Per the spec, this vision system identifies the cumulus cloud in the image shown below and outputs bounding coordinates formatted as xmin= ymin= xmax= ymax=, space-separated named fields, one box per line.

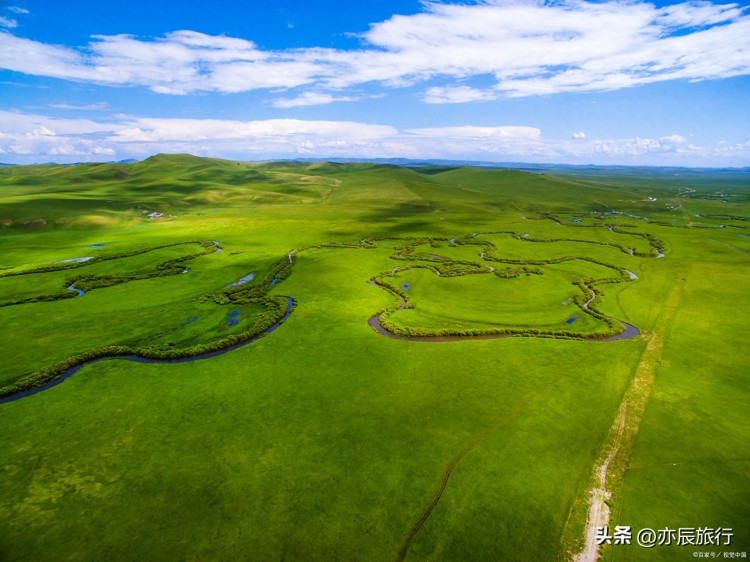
xmin=423 ymin=86 xmax=498 ymax=104
xmin=6 ymin=7 xmax=29 ymax=15
xmin=332 ymin=0 xmax=750 ymax=95
xmin=109 ymin=117 xmax=398 ymax=144
xmin=0 ymin=29 xmax=332 ymax=94
xmin=406 ymin=125 xmax=541 ymax=139
xmin=271 ymin=91 xmax=360 ymax=108
xmin=1 ymin=110 xmax=748 ymax=166
xmin=0 ymin=0 xmax=748 ymax=99
xmin=0 ymin=111 xmax=122 ymax=159
xmin=0 ymin=110 xmax=116 ymax=135
xmin=659 ymin=133 xmax=686 ymax=144
xmin=0 ymin=16 xmax=17 ymax=28
xmin=573 ymin=132 xmax=586 ymax=139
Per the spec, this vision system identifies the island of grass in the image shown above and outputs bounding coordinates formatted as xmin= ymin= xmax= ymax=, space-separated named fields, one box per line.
xmin=0 ymin=154 xmax=747 ymax=562
xmin=0 ymin=227 xmax=653 ymax=401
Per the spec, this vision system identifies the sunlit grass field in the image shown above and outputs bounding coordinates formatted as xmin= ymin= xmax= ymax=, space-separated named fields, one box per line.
xmin=0 ymin=155 xmax=747 ymax=561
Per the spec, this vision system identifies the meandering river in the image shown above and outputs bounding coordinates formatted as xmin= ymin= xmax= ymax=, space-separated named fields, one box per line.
xmin=367 ymin=280 xmax=639 ymax=343
xmin=0 ymin=296 xmax=294 ymax=404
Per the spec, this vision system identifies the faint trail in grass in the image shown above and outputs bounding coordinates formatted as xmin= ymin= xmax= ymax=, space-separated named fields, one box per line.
xmin=567 ymin=270 xmax=687 ymax=562
xmin=394 ymin=351 xmax=598 ymax=562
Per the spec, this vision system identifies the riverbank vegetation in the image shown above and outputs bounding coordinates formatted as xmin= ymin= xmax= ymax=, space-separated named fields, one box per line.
xmin=0 ymin=155 xmax=747 ymax=561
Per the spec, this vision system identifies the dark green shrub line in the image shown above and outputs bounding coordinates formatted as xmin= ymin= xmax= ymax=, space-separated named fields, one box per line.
xmin=360 ymin=231 xmax=636 ymax=341
xmin=370 ymin=272 xmax=414 ymax=311
xmin=391 ymin=231 xmax=635 ymax=283
xmin=1 ymin=230 xmax=640 ymax=398
xmin=0 ymin=240 xmax=210 ymax=279
xmin=571 ymin=279 xmax=623 ymax=332
xmin=217 ymin=254 xmax=293 ymax=304
xmin=1 ymin=345 xmax=136 ymax=399
xmin=0 ymin=240 xmax=219 ymax=308
xmin=535 ymin=212 xmax=634 ymax=230
xmin=378 ymin=313 xmax=621 ymax=340
xmin=0 ymin=290 xmax=79 ymax=308
xmin=437 ymin=263 xmax=491 ymax=277
xmin=530 ymin=213 xmax=668 ymax=254
xmin=494 ymin=266 xmax=543 ymax=278
xmin=216 ymin=247 xmax=290 ymax=304
xmin=0 ymin=295 xmax=292 ymax=399
xmin=517 ymin=234 xmax=632 ymax=254
xmin=389 ymin=239 xmax=430 ymax=261
xmin=297 ymin=241 xmax=371 ymax=252
xmin=457 ymin=227 xmax=666 ymax=260
xmin=475 ymin=230 xmax=519 ymax=236
xmin=541 ymin=209 xmax=736 ymax=235
xmin=515 ymin=232 xmax=660 ymax=257
xmin=368 ymin=257 xmax=630 ymax=342
xmin=377 ymin=292 xmax=623 ymax=340
xmin=482 ymin=250 xmax=630 ymax=276
xmin=218 ymin=239 xmax=379 ymax=305
xmin=609 ymin=227 xmax=666 ymax=254
xmin=135 ymin=296 xmax=288 ymax=359
xmin=702 ymin=214 xmax=749 ymax=222
xmin=649 ymin=220 xmax=716 ymax=229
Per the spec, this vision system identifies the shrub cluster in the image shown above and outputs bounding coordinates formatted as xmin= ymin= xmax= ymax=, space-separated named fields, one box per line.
xmin=367 ymin=252 xmax=626 ymax=342
xmin=493 ymin=266 xmax=543 ymax=278
xmin=530 ymin=212 xmax=668 ymax=256
xmin=0 ymin=345 xmax=134 ymax=398
xmin=0 ymin=240 xmax=218 ymax=307
xmin=0 ymin=296 xmax=293 ymax=399
xmin=3 ymin=229 xmax=641 ymax=399
xmin=0 ymin=291 xmax=78 ymax=308
xmin=0 ymin=240 xmax=208 ymax=280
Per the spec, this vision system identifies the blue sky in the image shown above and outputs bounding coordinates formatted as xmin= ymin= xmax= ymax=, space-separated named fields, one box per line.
xmin=1 ymin=0 xmax=749 ymax=166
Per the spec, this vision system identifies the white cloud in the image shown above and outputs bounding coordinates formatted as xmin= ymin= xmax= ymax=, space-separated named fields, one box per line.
xmin=0 ymin=1 xmax=748 ymax=99
xmin=0 ymin=110 xmax=748 ymax=166
xmin=0 ymin=33 xmax=94 ymax=82
xmin=659 ymin=134 xmax=686 ymax=144
xmin=7 ymin=7 xmax=30 ymax=15
xmin=29 ymin=126 xmax=55 ymax=137
xmin=108 ymin=117 xmax=397 ymax=143
xmin=0 ymin=29 xmax=330 ymax=94
xmin=573 ymin=132 xmax=586 ymax=139
xmin=0 ymin=111 xmax=119 ymax=159
xmin=351 ymin=0 xmax=750 ymax=96
xmin=0 ymin=110 xmax=117 ymax=135
xmin=406 ymin=125 xmax=541 ymax=140
xmin=423 ymin=86 xmax=497 ymax=104
xmin=657 ymin=1 xmax=742 ymax=28
xmin=50 ymin=102 xmax=109 ymax=111
xmin=271 ymin=91 xmax=360 ymax=108
xmin=0 ymin=17 xmax=17 ymax=28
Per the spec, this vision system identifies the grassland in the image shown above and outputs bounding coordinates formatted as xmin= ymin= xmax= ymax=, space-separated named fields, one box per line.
xmin=0 ymin=154 xmax=747 ymax=561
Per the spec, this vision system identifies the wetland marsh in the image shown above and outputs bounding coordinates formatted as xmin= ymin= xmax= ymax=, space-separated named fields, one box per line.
xmin=0 ymin=155 xmax=747 ymax=561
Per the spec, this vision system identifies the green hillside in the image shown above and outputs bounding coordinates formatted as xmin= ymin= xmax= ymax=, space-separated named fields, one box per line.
xmin=0 ymin=155 xmax=747 ymax=562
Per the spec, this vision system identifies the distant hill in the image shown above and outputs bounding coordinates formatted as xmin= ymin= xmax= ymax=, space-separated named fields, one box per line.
xmin=287 ymin=157 xmax=750 ymax=178
xmin=3 ymin=154 xmax=749 ymax=176
xmin=0 ymin=153 xmax=747 ymax=229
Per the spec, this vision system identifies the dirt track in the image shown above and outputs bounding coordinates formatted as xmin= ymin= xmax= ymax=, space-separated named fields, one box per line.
xmin=571 ymin=271 xmax=686 ymax=561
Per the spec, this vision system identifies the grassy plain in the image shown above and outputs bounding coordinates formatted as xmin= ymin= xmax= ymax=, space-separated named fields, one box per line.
xmin=0 ymin=154 xmax=747 ymax=561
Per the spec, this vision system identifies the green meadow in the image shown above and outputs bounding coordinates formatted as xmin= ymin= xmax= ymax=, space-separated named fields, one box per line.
xmin=0 ymin=154 xmax=747 ymax=561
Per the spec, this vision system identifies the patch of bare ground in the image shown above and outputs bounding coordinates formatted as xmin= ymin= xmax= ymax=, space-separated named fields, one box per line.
xmin=563 ymin=269 xmax=687 ymax=562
